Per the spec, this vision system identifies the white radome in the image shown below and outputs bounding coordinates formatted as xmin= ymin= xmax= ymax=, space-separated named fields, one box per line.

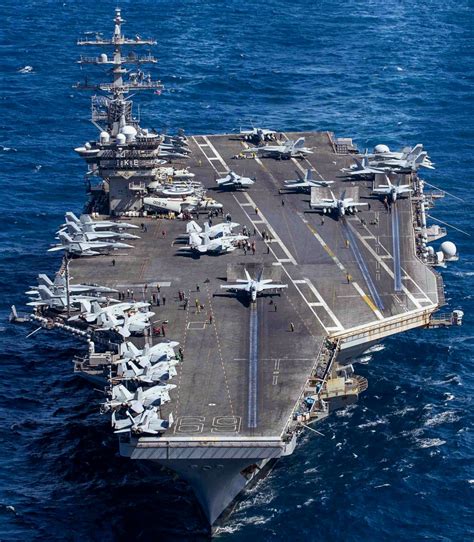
xmin=116 ymin=133 xmax=126 ymax=145
xmin=121 ymin=125 xmax=138 ymax=137
xmin=374 ymin=144 xmax=390 ymax=154
xmin=440 ymin=241 xmax=457 ymax=258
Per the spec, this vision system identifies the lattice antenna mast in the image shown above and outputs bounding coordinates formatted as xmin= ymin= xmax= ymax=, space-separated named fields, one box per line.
xmin=75 ymin=8 xmax=163 ymax=133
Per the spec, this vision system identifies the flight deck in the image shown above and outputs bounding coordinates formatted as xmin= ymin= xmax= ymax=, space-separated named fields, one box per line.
xmin=68 ymin=130 xmax=440 ymax=439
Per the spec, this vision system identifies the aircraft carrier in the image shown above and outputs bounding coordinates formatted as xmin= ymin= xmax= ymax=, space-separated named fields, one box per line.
xmin=17 ymin=9 xmax=463 ymax=530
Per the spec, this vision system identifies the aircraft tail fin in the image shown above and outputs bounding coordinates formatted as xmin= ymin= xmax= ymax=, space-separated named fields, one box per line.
xmin=38 ymin=274 xmax=54 ymax=288
xmin=189 ymin=232 xmax=202 ymax=248
xmin=244 ymin=268 xmax=251 ymax=282
xmin=38 ymin=284 xmax=55 ymax=300
xmin=293 ymin=137 xmax=305 ymax=149
xmin=406 ymin=143 xmax=423 ymax=161
xmin=65 ymin=211 xmax=80 ymax=225
xmin=186 ymin=220 xmax=202 ymax=234
xmin=80 ymin=214 xmax=93 ymax=224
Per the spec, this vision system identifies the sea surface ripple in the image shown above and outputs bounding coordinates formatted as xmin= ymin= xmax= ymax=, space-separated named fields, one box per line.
xmin=0 ymin=1 xmax=472 ymax=540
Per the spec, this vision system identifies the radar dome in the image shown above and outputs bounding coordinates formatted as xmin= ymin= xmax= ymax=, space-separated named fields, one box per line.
xmin=374 ymin=144 xmax=390 ymax=154
xmin=99 ymin=131 xmax=110 ymax=144
xmin=436 ymin=251 xmax=445 ymax=263
xmin=121 ymin=125 xmax=137 ymax=137
xmin=99 ymin=53 xmax=108 ymax=63
xmin=116 ymin=133 xmax=126 ymax=145
xmin=427 ymin=246 xmax=435 ymax=255
xmin=440 ymin=241 xmax=457 ymax=258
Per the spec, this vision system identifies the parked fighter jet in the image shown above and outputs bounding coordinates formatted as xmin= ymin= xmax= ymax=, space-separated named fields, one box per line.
xmin=119 ymin=341 xmax=180 ymax=364
xmin=48 ymin=232 xmax=133 ymax=256
xmin=216 ymin=171 xmax=255 ymax=190
xmin=112 ymin=408 xmax=174 ymax=435
xmin=75 ymin=300 xmax=151 ymax=324
xmin=220 ymin=268 xmax=288 ymax=302
xmin=26 ymin=285 xmax=105 ymax=311
xmin=156 ymin=166 xmax=195 ymax=179
xmin=186 ymin=220 xmax=240 ymax=240
xmin=60 ymin=221 xmax=140 ymax=241
xmin=27 ymin=273 xmax=118 ymax=297
xmin=187 ymin=232 xmax=246 ymax=254
xmin=372 ymin=176 xmax=412 ymax=202
xmin=341 ymin=155 xmax=386 ymax=178
xmin=143 ymin=195 xmax=223 ymax=214
xmin=371 ymin=147 xmax=434 ymax=172
xmin=116 ymin=358 xmax=179 ymax=384
xmin=282 ymin=168 xmax=334 ymax=192
xmin=64 ymin=212 xmax=139 ymax=231
xmin=102 ymin=383 xmax=176 ymax=413
xmin=310 ymin=190 xmax=368 ymax=217
xmin=238 ymin=127 xmax=277 ymax=143
xmin=244 ymin=137 xmax=312 ymax=159
xmin=95 ymin=311 xmax=153 ymax=338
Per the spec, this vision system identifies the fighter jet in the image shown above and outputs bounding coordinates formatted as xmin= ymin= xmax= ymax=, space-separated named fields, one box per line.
xmin=216 ymin=171 xmax=255 ymax=190
xmin=371 ymin=147 xmax=434 ymax=172
xmin=282 ymin=168 xmax=334 ymax=192
xmin=372 ymin=176 xmax=412 ymax=202
xmin=156 ymin=166 xmax=195 ymax=179
xmin=112 ymin=408 xmax=174 ymax=435
xmin=95 ymin=311 xmax=153 ymax=338
xmin=341 ymin=155 xmax=386 ymax=178
xmin=119 ymin=341 xmax=180 ymax=364
xmin=48 ymin=232 xmax=133 ymax=256
xmin=144 ymin=195 xmax=223 ymax=214
xmin=187 ymin=232 xmax=246 ymax=254
xmin=243 ymin=137 xmax=312 ymax=159
xmin=186 ymin=220 xmax=240 ymax=240
xmin=26 ymin=285 xmax=105 ymax=311
xmin=65 ymin=212 xmax=140 ymax=231
xmin=238 ymin=127 xmax=277 ymax=143
xmin=60 ymin=221 xmax=140 ymax=241
xmin=310 ymin=190 xmax=368 ymax=217
xmin=220 ymin=268 xmax=288 ymax=302
xmin=116 ymin=358 xmax=179 ymax=384
xmin=75 ymin=300 xmax=151 ymax=324
xmin=102 ymin=383 xmax=176 ymax=413
xmin=27 ymin=273 xmax=118 ymax=297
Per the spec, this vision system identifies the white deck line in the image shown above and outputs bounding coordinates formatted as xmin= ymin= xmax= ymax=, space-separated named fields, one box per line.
xmin=346 ymin=218 xmax=425 ymax=309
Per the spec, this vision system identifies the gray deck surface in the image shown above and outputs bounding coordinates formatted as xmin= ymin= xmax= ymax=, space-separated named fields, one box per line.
xmin=69 ymin=131 xmax=439 ymax=438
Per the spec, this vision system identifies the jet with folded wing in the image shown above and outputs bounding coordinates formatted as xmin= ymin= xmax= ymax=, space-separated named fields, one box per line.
xmin=187 ymin=232 xmax=247 ymax=255
xmin=221 ymin=268 xmax=288 ymax=302
xmin=186 ymin=220 xmax=241 ymax=240
xmin=244 ymin=137 xmax=312 ymax=159
xmin=310 ymin=190 xmax=368 ymax=217
xmin=65 ymin=212 xmax=140 ymax=231
xmin=282 ymin=168 xmax=334 ymax=192
xmin=341 ymin=155 xmax=386 ymax=178
xmin=102 ymin=383 xmax=176 ymax=413
xmin=26 ymin=284 xmax=105 ymax=311
xmin=112 ymin=408 xmax=174 ymax=435
xmin=48 ymin=232 xmax=133 ymax=256
xmin=238 ymin=127 xmax=277 ymax=143
xmin=216 ymin=171 xmax=255 ymax=190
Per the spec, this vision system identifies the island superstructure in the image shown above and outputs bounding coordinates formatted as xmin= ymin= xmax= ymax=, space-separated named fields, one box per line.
xmin=17 ymin=9 xmax=463 ymax=529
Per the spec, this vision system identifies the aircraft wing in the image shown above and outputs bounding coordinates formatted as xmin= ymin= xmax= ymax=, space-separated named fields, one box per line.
xmin=311 ymin=199 xmax=336 ymax=208
xmin=220 ymin=284 xmax=249 ymax=291
xmin=260 ymin=283 xmax=288 ymax=291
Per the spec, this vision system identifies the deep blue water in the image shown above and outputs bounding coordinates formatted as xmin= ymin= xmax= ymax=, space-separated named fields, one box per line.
xmin=1 ymin=1 xmax=473 ymax=540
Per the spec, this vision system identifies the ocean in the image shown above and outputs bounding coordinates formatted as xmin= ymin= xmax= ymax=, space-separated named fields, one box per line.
xmin=0 ymin=0 xmax=472 ymax=540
